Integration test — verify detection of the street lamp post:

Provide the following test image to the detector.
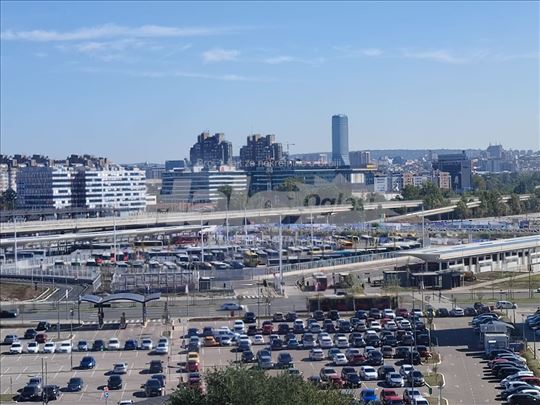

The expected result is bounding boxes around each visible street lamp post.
[70,309,74,370]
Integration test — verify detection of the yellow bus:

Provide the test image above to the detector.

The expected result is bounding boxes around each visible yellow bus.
[243,251,258,267]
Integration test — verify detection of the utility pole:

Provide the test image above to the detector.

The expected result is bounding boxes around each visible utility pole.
[278,214,283,295]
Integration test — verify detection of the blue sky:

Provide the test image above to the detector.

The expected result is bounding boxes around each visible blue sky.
[1,1,538,163]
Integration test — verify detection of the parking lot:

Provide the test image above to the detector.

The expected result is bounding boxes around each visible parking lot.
[1,310,438,404]
[0,322,180,404]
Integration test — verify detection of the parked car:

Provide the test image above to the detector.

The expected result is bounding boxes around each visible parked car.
[10,342,23,354]
[24,329,37,340]
[27,341,39,354]
[19,385,41,401]
[79,356,96,369]
[149,360,163,374]
[107,375,123,390]
[77,340,88,351]
[43,342,56,353]
[144,378,163,397]
[3,334,18,345]
[113,362,128,374]
[42,384,60,401]
[67,377,84,392]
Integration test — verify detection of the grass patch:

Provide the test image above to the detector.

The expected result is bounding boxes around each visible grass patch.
[424,352,441,364]
[0,282,46,301]
[0,393,15,403]
[424,372,444,387]
[474,271,518,282]
[523,348,540,377]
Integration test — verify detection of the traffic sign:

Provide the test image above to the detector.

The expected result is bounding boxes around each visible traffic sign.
[104,392,109,399]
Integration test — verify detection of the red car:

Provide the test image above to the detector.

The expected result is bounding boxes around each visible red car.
[396,308,409,318]
[328,375,344,388]
[347,353,366,365]
[262,322,274,335]
[380,388,398,402]
[35,333,48,343]
[186,360,200,372]
[520,376,540,387]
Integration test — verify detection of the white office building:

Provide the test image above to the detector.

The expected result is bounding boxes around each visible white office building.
[77,167,146,212]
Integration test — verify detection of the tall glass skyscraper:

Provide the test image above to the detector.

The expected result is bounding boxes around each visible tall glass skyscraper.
[332,114,350,167]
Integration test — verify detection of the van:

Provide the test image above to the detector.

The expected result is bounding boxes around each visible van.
[496,301,516,310]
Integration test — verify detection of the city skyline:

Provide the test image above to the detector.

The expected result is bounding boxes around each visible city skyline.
[1,1,539,162]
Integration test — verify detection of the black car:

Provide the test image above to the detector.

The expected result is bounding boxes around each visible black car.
[285,312,298,322]
[19,385,41,401]
[367,350,384,366]
[416,334,430,346]
[382,335,398,347]
[124,339,138,350]
[341,367,361,388]
[277,324,290,335]
[92,339,105,351]
[247,325,258,336]
[149,360,163,374]
[151,374,166,388]
[144,378,162,397]
[36,321,51,331]
[276,352,293,368]
[508,393,540,405]
[202,326,214,337]
[369,308,382,319]
[270,338,284,351]
[355,310,368,320]
[327,310,340,320]
[242,350,255,363]
[42,384,60,401]
[464,307,477,316]
[24,329,37,339]
[313,310,325,321]
[107,375,123,390]
[407,351,422,365]
[0,309,18,318]
[395,347,411,359]
[244,312,257,324]
[67,377,84,392]
[338,320,352,333]
[436,308,449,317]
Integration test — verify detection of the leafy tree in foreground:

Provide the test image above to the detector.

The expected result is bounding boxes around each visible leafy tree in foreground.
[168,366,353,405]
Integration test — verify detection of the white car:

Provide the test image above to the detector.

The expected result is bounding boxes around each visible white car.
[253,335,265,345]
[369,321,382,331]
[333,353,348,366]
[496,300,516,310]
[108,338,121,350]
[500,371,535,386]
[399,319,412,329]
[359,366,378,380]
[400,364,415,377]
[503,381,533,392]
[450,307,465,317]
[58,342,72,353]
[118,401,134,405]
[113,362,128,374]
[10,342,23,354]
[140,339,153,350]
[237,335,252,346]
[43,342,56,353]
[319,336,333,349]
[158,336,169,346]
[309,348,324,361]
[27,342,39,354]
[335,336,349,348]
[386,372,404,387]
[220,303,243,311]
[383,309,396,319]
[233,320,245,333]
[384,321,398,331]
[411,309,424,317]
[155,342,168,354]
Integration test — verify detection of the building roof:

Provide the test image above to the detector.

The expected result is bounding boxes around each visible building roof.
[398,235,540,262]
[79,292,161,305]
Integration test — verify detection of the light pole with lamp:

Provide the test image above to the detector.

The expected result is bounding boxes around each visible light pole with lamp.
[70,308,74,370]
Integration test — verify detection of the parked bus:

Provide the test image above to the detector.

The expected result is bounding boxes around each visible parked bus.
[243,251,258,267]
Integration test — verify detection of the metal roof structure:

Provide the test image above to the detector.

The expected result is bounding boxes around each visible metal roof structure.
[397,235,540,262]
[79,292,161,305]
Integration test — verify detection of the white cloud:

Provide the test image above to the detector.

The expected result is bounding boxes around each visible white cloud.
[202,48,239,63]
[263,55,324,65]
[333,46,384,57]
[1,24,243,42]
[401,49,467,64]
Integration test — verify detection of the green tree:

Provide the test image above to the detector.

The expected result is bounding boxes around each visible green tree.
[168,366,352,405]
[455,196,470,219]
[508,193,522,215]
[276,177,303,192]
[400,185,421,200]
[0,188,17,210]
[217,185,233,209]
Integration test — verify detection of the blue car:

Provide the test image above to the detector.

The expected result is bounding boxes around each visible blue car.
[79,356,96,369]
[187,328,199,338]
[124,339,138,350]
[360,388,377,403]
[287,338,300,350]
